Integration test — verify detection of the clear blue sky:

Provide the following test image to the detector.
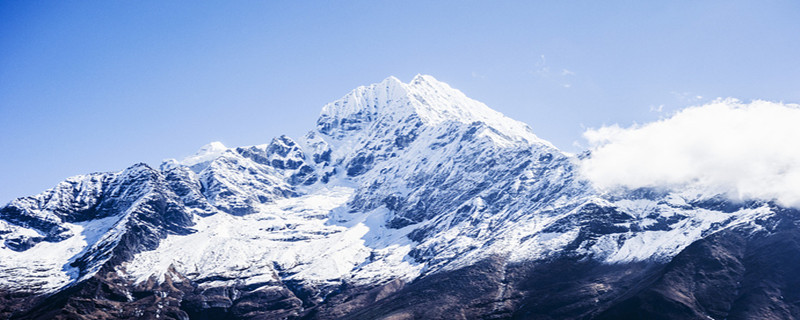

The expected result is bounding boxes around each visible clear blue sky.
[1,1,799,204]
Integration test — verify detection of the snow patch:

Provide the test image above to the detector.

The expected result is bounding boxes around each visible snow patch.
[0,215,122,293]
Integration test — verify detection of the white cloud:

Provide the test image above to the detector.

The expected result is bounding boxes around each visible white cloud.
[532,55,574,89]
[534,55,549,76]
[580,99,800,207]
[670,91,705,103]
[471,71,486,79]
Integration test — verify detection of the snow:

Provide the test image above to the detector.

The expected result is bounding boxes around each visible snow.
[406,74,550,146]
[0,215,122,293]
[597,199,774,263]
[123,185,422,287]
[179,141,228,172]
[318,75,553,147]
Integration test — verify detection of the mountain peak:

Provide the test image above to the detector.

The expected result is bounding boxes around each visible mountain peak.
[317,75,551,146]
[410,73,435,85]
[179,141,229,172]
[382,75,404,86]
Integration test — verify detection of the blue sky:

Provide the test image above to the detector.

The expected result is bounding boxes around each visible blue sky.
[1,1,799,204]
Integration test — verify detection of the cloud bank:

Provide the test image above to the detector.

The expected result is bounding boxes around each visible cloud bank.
[580,99,800,207]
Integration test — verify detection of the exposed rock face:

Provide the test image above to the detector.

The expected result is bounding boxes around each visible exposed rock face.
[1,75,798,319]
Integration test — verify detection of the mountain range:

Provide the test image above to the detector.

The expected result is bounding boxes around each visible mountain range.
[2,75,799,319]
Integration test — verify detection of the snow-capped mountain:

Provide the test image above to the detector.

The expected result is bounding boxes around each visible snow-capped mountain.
[2,75,799,319]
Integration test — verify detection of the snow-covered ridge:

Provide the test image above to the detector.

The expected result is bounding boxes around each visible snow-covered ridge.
[318,74,552,147]
[184,141,228,165]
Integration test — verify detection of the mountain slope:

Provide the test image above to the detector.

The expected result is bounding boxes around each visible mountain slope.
[1,75,797,319]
